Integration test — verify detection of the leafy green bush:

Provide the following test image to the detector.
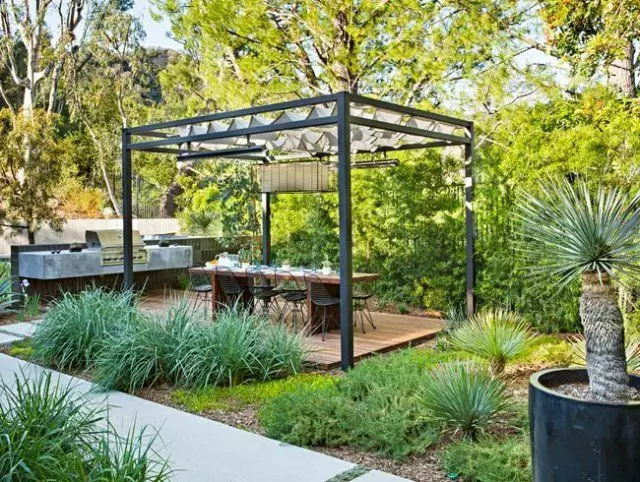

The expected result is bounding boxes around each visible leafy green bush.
[441,435,532,482]
[419,362,511,438]
[451,309,534,375]
[0,372,170,481]
[261,349,471,459]
[31,288,140,370]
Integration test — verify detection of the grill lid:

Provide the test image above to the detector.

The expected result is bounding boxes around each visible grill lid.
[85,230,144,249]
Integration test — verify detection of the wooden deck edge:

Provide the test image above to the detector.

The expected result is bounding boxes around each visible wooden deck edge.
[306,329,441,371]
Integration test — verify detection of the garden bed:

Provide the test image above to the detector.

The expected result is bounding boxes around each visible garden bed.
[10,288,610,482]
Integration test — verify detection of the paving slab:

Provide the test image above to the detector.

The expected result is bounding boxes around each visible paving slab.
[0,322,38,338]
[0,354,354,482]
[354,470,415,482]
[0,332,23,346]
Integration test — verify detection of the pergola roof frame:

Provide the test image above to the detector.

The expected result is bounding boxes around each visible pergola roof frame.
[121,91,476,371]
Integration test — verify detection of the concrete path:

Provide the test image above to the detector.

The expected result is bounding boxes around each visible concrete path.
[0,354,415,482]
[0,320,39,338]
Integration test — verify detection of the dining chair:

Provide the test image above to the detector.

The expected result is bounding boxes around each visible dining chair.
[276,269,307,333]
[304,272,340,341]
[353,289,376,334]
[246,267,281,317]
[215,266,245,308]
[187,267,212,313]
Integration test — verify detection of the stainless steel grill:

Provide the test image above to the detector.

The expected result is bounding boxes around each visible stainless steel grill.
[85,229,148,266]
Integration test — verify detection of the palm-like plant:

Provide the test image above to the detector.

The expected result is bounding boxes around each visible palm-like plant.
[450,309,534,376]
[517,180,640,401]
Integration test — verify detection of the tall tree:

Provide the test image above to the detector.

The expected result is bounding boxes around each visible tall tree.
[156,0,533,108]
[0,109,69,243]
[541,0,639,98]
[67,4,146,214]
[0,0,87,114]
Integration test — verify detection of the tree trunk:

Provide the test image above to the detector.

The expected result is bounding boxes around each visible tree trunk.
[608,41,636,98]
[580,272,629,401]
[27,229,36,245]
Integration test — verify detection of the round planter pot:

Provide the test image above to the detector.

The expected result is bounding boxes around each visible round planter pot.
[529,368,640,481]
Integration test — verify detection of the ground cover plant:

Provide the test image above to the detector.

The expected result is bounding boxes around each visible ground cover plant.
[0,371,170,481]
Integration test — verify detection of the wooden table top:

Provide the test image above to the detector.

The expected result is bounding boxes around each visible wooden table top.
[189,265,379,284]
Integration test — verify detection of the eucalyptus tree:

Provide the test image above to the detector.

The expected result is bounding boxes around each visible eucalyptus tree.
[540,0,639,98]
[518,180,640,401]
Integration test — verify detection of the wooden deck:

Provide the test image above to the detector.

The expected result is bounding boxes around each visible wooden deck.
[141,289,443,369]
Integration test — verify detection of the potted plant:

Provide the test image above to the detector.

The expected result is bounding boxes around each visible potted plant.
[518,180,640,481]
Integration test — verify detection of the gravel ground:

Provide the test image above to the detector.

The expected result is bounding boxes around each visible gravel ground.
[554,381,640,401]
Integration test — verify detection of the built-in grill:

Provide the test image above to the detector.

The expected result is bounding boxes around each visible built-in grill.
[85,229,148,266]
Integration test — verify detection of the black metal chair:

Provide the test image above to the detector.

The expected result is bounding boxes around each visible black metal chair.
[188,267,212,312]
[246,267,281,317]
[304,272,340,341]
[215,266,245,308]
[353,290,376,333]
[276,269,307,333]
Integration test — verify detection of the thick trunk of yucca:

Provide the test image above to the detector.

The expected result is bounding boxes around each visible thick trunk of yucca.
[580,272,629,401]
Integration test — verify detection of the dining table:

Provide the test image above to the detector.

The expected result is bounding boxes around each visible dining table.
[189,265,379,333]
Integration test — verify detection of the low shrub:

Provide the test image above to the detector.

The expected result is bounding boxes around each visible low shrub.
[31,288,140,370]
[0,372,169,481]
[261,348,469,459]
[451,309,534,375]
[419,362,511,438]
[441,435,532,482]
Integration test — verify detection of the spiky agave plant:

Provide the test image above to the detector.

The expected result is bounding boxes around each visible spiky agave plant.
[517,180,640,401]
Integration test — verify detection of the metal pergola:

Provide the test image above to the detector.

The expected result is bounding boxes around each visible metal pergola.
[122,91,475,370]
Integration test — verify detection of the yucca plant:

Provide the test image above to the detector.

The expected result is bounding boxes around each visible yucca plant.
[517,180,640,401]
[450,309,534,376]
[419,362,511,438]
[569,333,640,373]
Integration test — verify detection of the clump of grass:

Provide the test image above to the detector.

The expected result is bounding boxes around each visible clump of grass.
[174,306,308,388]
[94,299,200,392]
[441,435,532,482]
[8,339,34,360]
[419,362,511,438]
[31,288,140,370]
[451,309,535,375]
[569,333,640,373]
[0,371,170,480]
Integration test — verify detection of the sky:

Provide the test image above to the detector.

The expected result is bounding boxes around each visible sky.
[132,0,181,50]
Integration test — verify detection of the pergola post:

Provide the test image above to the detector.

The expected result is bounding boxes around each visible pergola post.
[262,191,271,265]
[464,123,476,316]
[122,128,134,290]
[337,91,354,370]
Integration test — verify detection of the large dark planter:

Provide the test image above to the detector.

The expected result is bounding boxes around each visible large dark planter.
[530,368,640,481]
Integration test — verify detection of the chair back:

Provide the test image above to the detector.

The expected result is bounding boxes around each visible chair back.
[216,266,243,295]
[304,272,334,304]
[276,269,306,292]
[189,267,210,287]
[246,267,275,294]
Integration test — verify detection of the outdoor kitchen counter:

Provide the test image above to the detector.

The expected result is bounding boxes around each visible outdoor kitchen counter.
[19,245,193,280]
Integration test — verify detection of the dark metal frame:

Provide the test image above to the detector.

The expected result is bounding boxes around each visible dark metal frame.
[122,91,475,371]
